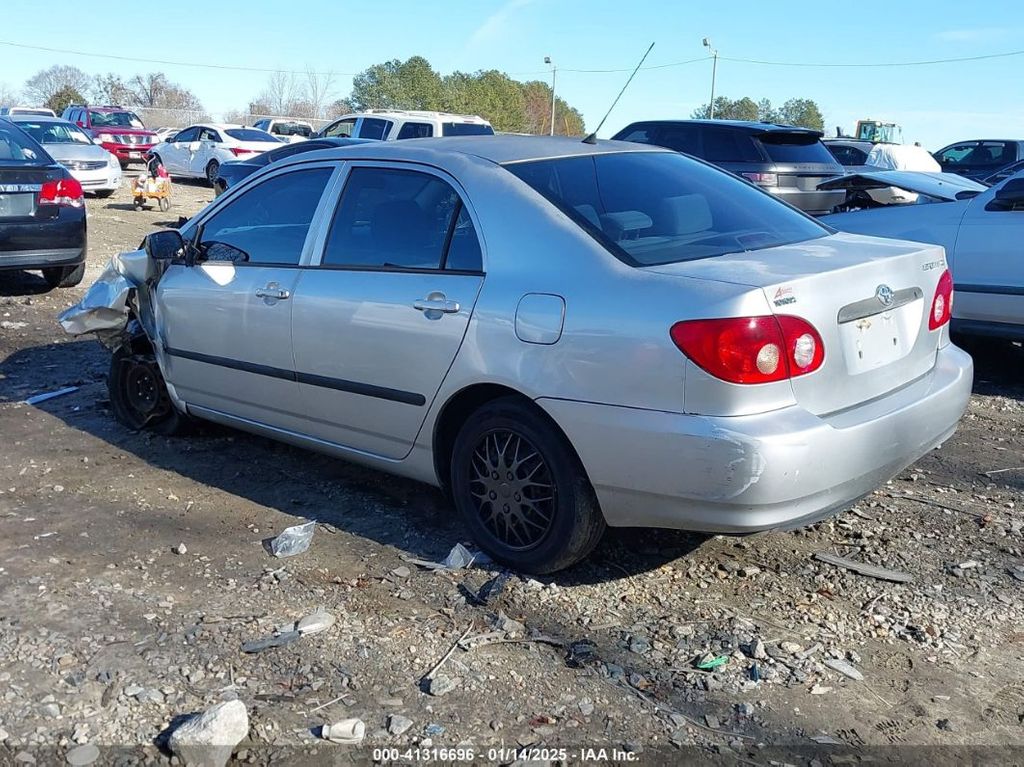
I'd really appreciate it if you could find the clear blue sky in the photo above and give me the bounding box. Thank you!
[2,0,1023,149]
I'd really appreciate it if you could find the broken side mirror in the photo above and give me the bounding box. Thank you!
[144,229,185,262]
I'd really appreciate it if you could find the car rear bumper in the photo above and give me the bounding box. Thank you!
[770,188,847,215]
[73,167,122,193]
[0,247,84,270]
[0,209,87,270]
[538,344,973,532]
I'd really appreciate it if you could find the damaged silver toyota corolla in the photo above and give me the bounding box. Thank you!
[60,136,974,573]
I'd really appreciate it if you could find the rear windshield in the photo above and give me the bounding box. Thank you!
[0,123,49,164]
[90,110,145,128]
[226,128,281,143]
[505,151,828,266]
[272,122,312,137]
[14,109,55,117]
[757,133,838,165]
[442,122,494,137]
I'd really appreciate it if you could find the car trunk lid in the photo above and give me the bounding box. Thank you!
[0,165,62,220]
[645,232,948,415]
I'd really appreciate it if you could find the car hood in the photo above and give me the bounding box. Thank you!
[43,143,112,163]
[817,171,987,201]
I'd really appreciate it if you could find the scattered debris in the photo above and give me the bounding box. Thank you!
[388,714,414,736]
[810,734,844,745]
[240,630,300,654]
[401,542,489,571]
[268,521,316,558]
[696,654,729,670]
[321,718,365,745]
[391,565,411,579]
[426,673,460,697]
[0,320,27,330]
[173,543,187,555]
[810,684,832,695]
[296,609,335,636]
[421,624,473,684]
[23,386,79,406]
[167,700,249,767]
[824,658,865,681]
[813,551,914,583]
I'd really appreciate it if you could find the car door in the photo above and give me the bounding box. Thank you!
[156,164,338,430]
[162,126,198,174]
[190,127,222,176]
[948,181,1024,332]
[289,163,485,458]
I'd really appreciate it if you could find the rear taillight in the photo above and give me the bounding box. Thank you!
[928,269,953,330]
[230,147,256,156]
[38,178,84,208]
[670,315,825,385]
[741,171,778,186]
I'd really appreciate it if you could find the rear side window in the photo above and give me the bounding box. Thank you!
[323,167,476,270]
[197,168,332,265]
[756,133,837,164]
[441,122,494,137]
[701,128,762,163]
[506,152,827,267]
[225,128,279,142]
[325,119,356,138]
[397,122,434,139]
[0,123,48,164]
[357,118,392,140]
[964,141,1015,168]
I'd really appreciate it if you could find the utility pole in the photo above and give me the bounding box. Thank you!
[702,38,718,119]
[544,56,556,135]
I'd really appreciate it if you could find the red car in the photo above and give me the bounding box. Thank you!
[61,105,157,168]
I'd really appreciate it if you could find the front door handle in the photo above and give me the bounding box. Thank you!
[413,295,460,314]
[255,284,290,300]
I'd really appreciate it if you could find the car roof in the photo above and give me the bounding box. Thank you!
[6,114,74,124]
[282,135,667,166]
[620,119,821,135]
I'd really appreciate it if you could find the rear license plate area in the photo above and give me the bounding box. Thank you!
[0,193,34,218]
[838,304,920,374]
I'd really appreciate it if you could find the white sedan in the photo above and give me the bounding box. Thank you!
[822,171,1024,341]
[150,124,282,184]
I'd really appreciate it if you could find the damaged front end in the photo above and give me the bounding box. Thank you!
[58,237,175,351]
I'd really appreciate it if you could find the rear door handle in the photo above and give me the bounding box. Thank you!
[255,285,290,300]
[413,296,460,314]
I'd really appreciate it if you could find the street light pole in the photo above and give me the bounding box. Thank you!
[545,56,557,135]
[702,38,718,119]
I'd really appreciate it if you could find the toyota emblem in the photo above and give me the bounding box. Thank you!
[876,284,895,307]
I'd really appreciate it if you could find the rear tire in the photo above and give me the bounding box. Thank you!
[42,263,85,289]
[158,197,171,212]
[205,160,220,186]
[108,345,191,436]
[450,397,605,574]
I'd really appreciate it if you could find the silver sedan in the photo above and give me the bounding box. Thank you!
[60,136,973,573]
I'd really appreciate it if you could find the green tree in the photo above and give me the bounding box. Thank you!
[46,85,85,115]
[776,98,824,132]
[351,56,443,111]
[92,73,133,106]
[521,80,585,136]
[691,96,759,121]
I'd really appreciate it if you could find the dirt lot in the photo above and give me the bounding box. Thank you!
[0,177,1022,765]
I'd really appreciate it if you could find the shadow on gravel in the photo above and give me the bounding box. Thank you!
[0,269,55,297]
[3,339,708,581]
[956,336,1024,397]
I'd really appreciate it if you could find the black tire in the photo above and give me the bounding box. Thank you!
[205,160,220,186]
[42,263,85,289]
[108,345,191,436]
[94,189,115,199]
[450,397,605,574]
[158,197,171,212]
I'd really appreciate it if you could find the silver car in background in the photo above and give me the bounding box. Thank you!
[60,137,973,573]
[8,115,122,197]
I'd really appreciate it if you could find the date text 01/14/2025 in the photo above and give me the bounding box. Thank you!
[372,747,640,762]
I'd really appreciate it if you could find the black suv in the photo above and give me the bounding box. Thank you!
[612,120,845,215]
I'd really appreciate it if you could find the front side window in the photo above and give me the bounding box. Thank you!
[325,118,356,138]
[174,127,200,143]
[322,167,473,270]
[506,151,828,267]
[938,144,974,166]
[827,145,868,166]
[397,122,433,139]
[357,118,392,140]
[197,168,332,265]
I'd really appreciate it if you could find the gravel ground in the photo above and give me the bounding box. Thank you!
[0,177,1022,765]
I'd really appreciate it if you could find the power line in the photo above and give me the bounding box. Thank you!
[720,49,1024,68]
[0,40,359,77]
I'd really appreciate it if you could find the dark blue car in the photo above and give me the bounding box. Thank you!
[213,137,370,196]
[933,139,1024,182]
